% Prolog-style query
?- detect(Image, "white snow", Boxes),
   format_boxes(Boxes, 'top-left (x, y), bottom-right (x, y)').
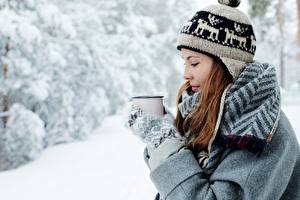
top-left (37, 4), bottom-right (76, 38)
top-left (25, 78), bottom-right (49, 101)
top-left (0, 106), bottom-right (299, 199)
top-left (0, 1), bottom-right (299, 198)
top-left (0, 115), bottom-right (156, 200)
top-left (0, 104), bottom-right (46, 170)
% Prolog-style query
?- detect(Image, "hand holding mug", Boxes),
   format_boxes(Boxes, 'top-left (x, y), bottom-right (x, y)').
top-left (125, 96), bottom-right (184, 149)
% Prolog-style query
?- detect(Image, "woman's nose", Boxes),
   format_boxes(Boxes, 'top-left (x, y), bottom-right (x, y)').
top-left (184, 74), bottom-right (192, 81)
top-left (184, 68), bottom-right (192, 80)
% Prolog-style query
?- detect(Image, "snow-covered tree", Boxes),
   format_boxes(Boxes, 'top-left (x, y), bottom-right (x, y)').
top-left (0, 1), bottom-right (48, 170)
top-left (54, 0), bottom-right (197, 108)
top-left (0, 104), bottom-right (45, 171)
top-left (0, 0), bottom-right (198, 170)
top-left (248, 0), bottom-right (300, 88)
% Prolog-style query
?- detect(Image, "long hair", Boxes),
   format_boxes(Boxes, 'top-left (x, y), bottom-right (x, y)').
top-left (175, 59), bottom-right (233, 153)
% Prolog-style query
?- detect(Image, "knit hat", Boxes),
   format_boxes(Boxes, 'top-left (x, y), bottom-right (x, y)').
top-left (177, 0), bottom-right (256, 80)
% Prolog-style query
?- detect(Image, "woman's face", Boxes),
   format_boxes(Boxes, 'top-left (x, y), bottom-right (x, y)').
top-left (180, 48), bottom-right (213, 92)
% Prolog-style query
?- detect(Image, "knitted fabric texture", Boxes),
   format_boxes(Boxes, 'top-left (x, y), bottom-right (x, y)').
top-left (178, 90), bottom-right (209, 168)
top-left (148, 61), bottom-right (280, 200)
top-left (213, 61), bottom-right (281, 155)
top-left (176, 0), bottom-right (256, 80)
top-left (178, 90), bottom-right (201, 118)
top-left (127, 104), bottom-right (185, 149)
top-left (177, 61), bottom-right (280, 163)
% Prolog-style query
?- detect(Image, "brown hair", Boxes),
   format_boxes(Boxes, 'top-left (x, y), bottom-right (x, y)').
top-left (175, 59), bottom-right (233, 153)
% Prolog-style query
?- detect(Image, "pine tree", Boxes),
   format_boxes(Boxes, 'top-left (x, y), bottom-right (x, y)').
top-left (0, 0), bottom-right (47, 170)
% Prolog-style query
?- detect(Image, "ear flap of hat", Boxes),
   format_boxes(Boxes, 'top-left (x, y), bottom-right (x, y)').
top-left (219, 57), bottom-right (248, 80)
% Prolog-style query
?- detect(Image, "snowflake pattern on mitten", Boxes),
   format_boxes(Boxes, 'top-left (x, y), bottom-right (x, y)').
top-left (126, 104), bottom-right (185, 149)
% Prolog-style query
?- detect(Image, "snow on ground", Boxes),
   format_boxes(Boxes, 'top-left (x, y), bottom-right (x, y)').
top-left (0, 116), bottom-right (156, 200)
top-left (0, 106), bottom-right (299, 200)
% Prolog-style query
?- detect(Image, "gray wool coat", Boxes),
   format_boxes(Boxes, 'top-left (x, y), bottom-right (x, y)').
top-left (143, 110), bottom-right (300, 199)
top-left (144, 111), bottom-right (300, 200)
top-left (142, 61), bottom-right (300, 200)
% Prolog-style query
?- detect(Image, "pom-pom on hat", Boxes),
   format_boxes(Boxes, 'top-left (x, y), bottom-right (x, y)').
top-left (177, 0), bottom-right (256, 80)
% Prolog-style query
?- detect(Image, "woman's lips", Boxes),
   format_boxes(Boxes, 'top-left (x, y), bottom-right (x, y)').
top-left (192, 86), bottom-right (200, 91)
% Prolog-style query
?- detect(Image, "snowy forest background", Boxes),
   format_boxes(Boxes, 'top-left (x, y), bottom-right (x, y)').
top-left (0, 0), bottom-right (299, 172)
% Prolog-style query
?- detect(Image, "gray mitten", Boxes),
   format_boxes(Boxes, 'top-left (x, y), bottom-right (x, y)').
top-left (126, 103), bottom-right (186, 149)
top-left (178, 91), bottom-right (201, 118)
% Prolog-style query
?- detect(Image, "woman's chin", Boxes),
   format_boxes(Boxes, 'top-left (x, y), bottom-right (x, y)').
top-left (192, 86), bottom-right (200, 92)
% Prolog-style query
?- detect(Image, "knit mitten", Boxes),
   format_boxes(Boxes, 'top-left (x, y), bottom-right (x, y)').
top-left (126, 103), bottom-right (186, 149)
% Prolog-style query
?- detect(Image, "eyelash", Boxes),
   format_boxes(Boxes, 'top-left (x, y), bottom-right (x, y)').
top-left (191, 63), bottom-right (199, 67)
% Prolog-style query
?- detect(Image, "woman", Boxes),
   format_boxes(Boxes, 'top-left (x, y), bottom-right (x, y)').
top-left (126, 0), bottom-right (300, 199)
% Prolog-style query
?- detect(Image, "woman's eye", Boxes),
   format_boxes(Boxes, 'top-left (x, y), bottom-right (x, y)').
top-left (191, 63), bottom-right (199, 67)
